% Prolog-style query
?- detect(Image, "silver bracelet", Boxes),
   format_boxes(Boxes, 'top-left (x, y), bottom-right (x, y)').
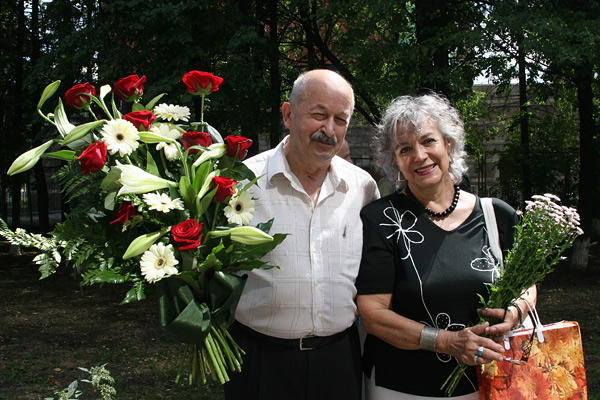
top-left (419, 326), bottom-right (440, 352)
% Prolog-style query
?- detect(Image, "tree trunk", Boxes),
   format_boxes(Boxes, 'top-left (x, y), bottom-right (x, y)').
top-left (517, 42), bottom-right (531, 206)
top-left (571, 65), bottom-right (595, 271)
top-left (268, 0), bottom-right (282, 150)
top-left (415, 0), bottom-right (451, 98)
top-left (34, 162), bottom-right (50, 232)
top-left (31, 0), bottom-right (50, 232)
top-left (11, 0), bottom-right (25, 229)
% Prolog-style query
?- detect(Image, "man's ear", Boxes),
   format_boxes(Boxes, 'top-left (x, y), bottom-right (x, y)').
top-left (281, 102), bottom-right (292, 129)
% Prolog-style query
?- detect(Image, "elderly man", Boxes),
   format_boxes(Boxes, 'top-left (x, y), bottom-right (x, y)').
top-left (224, 69), bottom-right (379, 400)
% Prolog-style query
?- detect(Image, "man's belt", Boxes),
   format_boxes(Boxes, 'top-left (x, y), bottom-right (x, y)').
top-left (237, 322), bottom-right (351, 351)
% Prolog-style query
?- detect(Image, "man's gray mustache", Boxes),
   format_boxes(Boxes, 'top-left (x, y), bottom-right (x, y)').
top-left (311, 131), bottom-right (338, 145)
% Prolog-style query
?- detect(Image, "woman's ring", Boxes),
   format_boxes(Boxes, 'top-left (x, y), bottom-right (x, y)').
top-left (473, 354), bottom-right (479, 363)
top-left (476, 346), bottom-right (484, 356)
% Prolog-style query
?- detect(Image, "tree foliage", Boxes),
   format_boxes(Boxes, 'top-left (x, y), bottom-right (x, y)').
top-left (2, 0), bottom-right (600, 246)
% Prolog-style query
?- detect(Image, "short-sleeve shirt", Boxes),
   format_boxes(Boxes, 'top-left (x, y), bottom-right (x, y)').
top-left (356, 192), bottom-right (517, 397)
top-left (235, 137), bottom-right (380, 339)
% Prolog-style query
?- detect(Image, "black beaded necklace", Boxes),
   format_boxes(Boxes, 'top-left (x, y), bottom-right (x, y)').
top-left (405, 184), bottom-right (461, 218)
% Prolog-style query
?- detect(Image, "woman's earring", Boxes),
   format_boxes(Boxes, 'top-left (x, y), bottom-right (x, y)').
top-left (449, 154), bottom-right (454, 165)
top-left (397, 171), bottom-right (407, 182)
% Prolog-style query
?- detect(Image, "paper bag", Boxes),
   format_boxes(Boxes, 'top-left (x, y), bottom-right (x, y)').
top-left (478, 321), bottom-right (587, 400)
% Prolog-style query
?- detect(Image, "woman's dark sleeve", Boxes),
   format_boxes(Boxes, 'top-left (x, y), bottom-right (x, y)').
top-left (356, 206), bottom-right (397, 295)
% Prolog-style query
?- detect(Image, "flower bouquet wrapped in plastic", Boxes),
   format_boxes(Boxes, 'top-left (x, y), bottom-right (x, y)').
top-left (1, 71), bottom-right (287, 385)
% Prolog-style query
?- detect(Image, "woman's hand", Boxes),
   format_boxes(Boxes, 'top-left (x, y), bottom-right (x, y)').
top-left (480, 307), bottom-right (518, 343)
top-left (438, 323), bottom-right (506, 366)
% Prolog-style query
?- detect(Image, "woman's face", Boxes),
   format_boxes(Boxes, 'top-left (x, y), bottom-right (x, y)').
top-left (394, 120), bottom-right (452, 191)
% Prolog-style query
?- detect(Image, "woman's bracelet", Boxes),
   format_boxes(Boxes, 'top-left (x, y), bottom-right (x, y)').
top-left (420, 326), bottom-right (440, 352)
top-left (510, 301), bottom-right (524, 328)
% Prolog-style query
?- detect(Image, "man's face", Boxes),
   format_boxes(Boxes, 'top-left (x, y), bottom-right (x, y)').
top-left (282, 79), bottom-right (353, 166)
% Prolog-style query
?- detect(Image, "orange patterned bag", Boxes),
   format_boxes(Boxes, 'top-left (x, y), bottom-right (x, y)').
top-left (478, 321), bottom-right (587, 400)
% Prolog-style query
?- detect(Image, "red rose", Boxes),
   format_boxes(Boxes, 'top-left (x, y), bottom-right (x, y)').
top-left (110, 201), bottom-right (140, 225)
top-left (213, 176), bottom-right (237, 202)
top-left (78, 141), bottom-right (107, 175)
top-left (114, 74), bottom-right (146, 102)
top-left (182, 71), bottom-right (224, 96)
top-left (224, 135), bottom-right (253, 160)
top-left (123, 110), bottom-right (156, 131)
top-left (172, 219), bottom-right (204, 251)
top-left (181, 132), bottom-right (212, 155)
top-left (65, 83), bottom-right (96, 109)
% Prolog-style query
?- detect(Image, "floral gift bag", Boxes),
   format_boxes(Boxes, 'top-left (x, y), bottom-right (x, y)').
top-left (478, 321), bottom-right (588, 400)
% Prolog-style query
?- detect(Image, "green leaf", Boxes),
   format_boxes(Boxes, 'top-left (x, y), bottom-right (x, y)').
top-left (101, 167), bottom-right (122, 192)
top-left (179, 176), bottom-right (196, 212)
top-left (193, 160), bottom-right (211, 193)
top-left (121, 281), bottom-right (147, 304)
top-left (197, 187), bottom-right (217, 216)
top-left (104, 191), bottom-right (117, 210)
top-left (85, 270), bottom-right (129, 284)
top-left (111, 94), bottom-right (122, 119)
top-left (132, 102), bottom-right (144, 112)
top-left (145, 150), bottom-right (160, 176)
top-left (37, 80), bottom-right (61, 110)
top-left (145, 93), bottom-right (166, 111)
top-left (61, 120), bottom-right (106, 146)
top-left (205, 121), bottom-right (223, 143)
top-left (42, 150), bottom-right (77, 161)
top-left (196, 241), bottom-right (225, 274)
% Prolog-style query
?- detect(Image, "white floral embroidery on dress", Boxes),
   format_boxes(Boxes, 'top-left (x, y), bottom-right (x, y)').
top-left (470, 244), bottom-right (502, 284)
top-left (380, 205), bottom-right (424, 260)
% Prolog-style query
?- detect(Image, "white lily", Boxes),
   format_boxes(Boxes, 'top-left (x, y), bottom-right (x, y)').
top-left (116, 161), bottom-right (176, 195)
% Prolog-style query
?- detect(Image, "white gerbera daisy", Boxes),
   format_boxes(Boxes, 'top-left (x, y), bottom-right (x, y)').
top-left (223, 190), bottom-right (255, 225)
top-left (143, 192), bottom-right (184, 213)
top-left (101, 119), bottom-right (140, 157)
top-left (150, 124), bottom-right (182, 161)
top-left (140, 242), bottom-right (179, 283)
top-left (153, 103), bottom-right (190, 122)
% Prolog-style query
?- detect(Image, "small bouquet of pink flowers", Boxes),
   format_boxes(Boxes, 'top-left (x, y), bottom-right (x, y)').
top-left (442, 194), bottom-right (583, 396)
top-left (1, 71), bottom-right (286, 385)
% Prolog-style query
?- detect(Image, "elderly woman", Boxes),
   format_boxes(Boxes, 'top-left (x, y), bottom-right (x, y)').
top-left (356, 94), bottom-right (536, 399)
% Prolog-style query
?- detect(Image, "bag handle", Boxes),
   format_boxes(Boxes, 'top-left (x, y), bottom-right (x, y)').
top-left (481, 197), bottom-right (503, 269)
top-left (522, 298), bottom-right (545, 343)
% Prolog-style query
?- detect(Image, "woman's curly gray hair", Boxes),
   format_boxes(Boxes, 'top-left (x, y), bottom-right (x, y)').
top-left (374, 93), bottom-right (468, 191)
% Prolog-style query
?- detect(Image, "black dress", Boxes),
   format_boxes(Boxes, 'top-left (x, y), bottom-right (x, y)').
top-left (356, 192), bottom-right (518, 397)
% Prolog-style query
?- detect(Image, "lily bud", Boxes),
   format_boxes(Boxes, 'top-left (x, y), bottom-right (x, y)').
top-left (122, 227), bottom-right (171, 260)
top-left (115, 161), bottom-right (176, 195)
top-left (193, 143), bottom-right (227, 168)
top-left (209, 226), bottom-right (273, 245)
top-left (7, 140), bottom-right (54, 175)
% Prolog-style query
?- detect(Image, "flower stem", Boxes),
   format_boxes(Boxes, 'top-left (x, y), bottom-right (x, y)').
top-left (175, 344), bottom-right (190, 384)
top-left (205, 332), bottom-right (227, 384)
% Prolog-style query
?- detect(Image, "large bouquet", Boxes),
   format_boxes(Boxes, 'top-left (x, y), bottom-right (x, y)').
top-left (442, 194), bottom-right (583, 396)
top-left (1, 71), bottom-right (286, 385)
